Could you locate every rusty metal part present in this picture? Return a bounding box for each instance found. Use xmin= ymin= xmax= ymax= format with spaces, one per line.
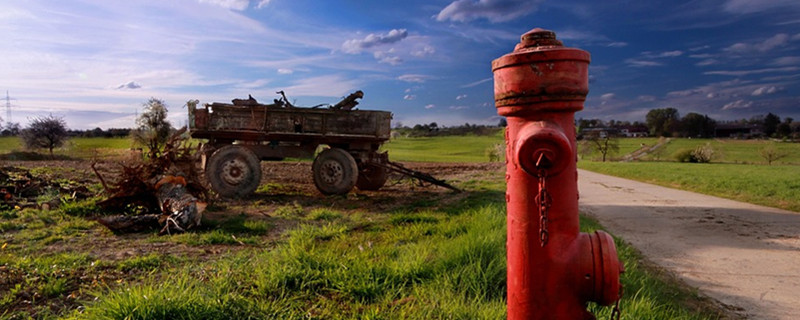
xmin=376 ymin=160 xmax=461 ymax=192
xmin=494 ymin=28 xmax=623 ymax=319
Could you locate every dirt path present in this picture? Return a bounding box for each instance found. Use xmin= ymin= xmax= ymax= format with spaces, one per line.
xmin=578 ymin=169 xmax=800 ymax=320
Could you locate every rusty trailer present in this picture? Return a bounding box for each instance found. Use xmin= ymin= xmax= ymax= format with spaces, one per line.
xmin=188 ymin=91 xmax=458 ymax=197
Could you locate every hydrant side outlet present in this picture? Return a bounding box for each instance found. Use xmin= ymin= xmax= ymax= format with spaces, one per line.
xmin=494 ymin=28 xmax=623 ymax=320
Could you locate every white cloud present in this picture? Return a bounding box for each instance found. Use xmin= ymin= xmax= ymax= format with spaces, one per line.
xmin=425 ymin=104 xmax=436 ymax=109
xmin=696 ymin=59 xmax=719 ymax=66
xmin=449 ymin=105 xmax=469 ymax=110
xmin=461 ymin=78 xmax=492 ymax=88
xmin=374 ymin=50 xmax=403 ymax=65
xmin=638 ymin=95 xmax=656 ymax=102
xmin=689 ymin=53 xmax=714 ymax=59
xmin=275 ymin=75 xmax=360 ymax=97
xmin=255 ymin=0 xmax=271 ymax=9
xmin=774 ymin=56 xmax=800 ymax=66
xmin=341 ymin=29 xmax=408 ymax=54
xmin=721 ymin=99 xmax=753 ymax=110
xmin=197 ymin=0 xmax=250 ymax=11
xmin=404 ymin=94 xmax=416 ymax=100
xmin=657 ymin=50 xmax=683 ymax=57
xmin=456 ymin=94 xmax=468 ymax=100
xmin=723 ymin=0 xmax=800 ymax=14
xmin=725 ymin=33 xmax=790 ymax=53
xmin=751 ymin=86 xmax=781 ymax=96
xmin=607 ymin=42 xmax=628 ymax=48
xmin=277 ymin=68 xmax=293 ymax=74
xmin=704 ymin=66 xmax=799 ymax=76
xmin=600 ymin=93 xmax=615 ymax=100
xmin=116 ymin=81 xmax=141 ymax=90
xmin=435 ymin=0 xmax=542 ymax=23
xmin=625 ymin=59 xmax=663 ymax=67
xmin=398 ymin=74 xmax=432 ymax=83
xmin=762 ymin=33 xmax=790 ymax=51
xmin=411 ymin=45 xmax=436 ymax=57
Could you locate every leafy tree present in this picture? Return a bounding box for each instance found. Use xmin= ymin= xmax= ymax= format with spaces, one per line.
xmin=763 ymin=112 xmax=781 ymax=137
xmin=645 ymin=108 xmax=679 ymax=137
xmin=497 ymin=117 xmax=507 ymax=127
xmin=776 ymin=117 xmax=793 ymax=139
xmin=20 ymin=115 xmax=68 ymax=158
xmin=680 ymin=112 xmax=716 ymax=138
xmin=132 ymin=98 xmax=173 ymax=158
xmin=2 ymin=122 xmax=20 ymax=136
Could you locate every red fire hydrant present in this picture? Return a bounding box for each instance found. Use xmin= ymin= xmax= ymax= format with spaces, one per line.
xmin=493 ymin=28 xmax=623 ymax=319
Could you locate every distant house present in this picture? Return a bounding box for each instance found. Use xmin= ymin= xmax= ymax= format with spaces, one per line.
xmin=618 ymin=125 xmax=649 ymax=137
xmin=579 ymin=126 xmax=647 ymax=138
xmin=714 ymin=123 xmax=762 ymax=138
xmin=579 ymin=127 xmax=616 ymax=138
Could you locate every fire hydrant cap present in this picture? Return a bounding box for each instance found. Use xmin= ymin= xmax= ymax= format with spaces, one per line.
xmin=516 ymin=28 xmax=563 ymax=51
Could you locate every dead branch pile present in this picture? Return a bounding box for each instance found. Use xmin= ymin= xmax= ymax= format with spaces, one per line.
xmin=94 ymin=128 xmax=209 ymax=234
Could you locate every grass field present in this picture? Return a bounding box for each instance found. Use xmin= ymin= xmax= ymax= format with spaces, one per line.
xmin=0 ymin=177 xmax=723 ymax=319
xmin=8 ymin=134 xmax=798 ymax=318
xmin=579 ymin=161 xmax=800 ymax=212
xmin=581 ymin=137 xmax=800 ymax=165
xmin=0 ymin=136 xmax=133 ymax=160
xmin=0 ymin=133 xmax=728 ymax=319
xmin=382 ymin=132 xmax=504 ymax=163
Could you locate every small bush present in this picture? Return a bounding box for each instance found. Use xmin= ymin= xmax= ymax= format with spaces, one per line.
xmin=692 ymin=144 xmax=715 ymax=163
xmin=674 ymin=149 xmax=695 ymax=163
xmin=674 ymin=144 xmax=716 ymax=163
xmin=485 ymin=143 xmax=505 ymax=162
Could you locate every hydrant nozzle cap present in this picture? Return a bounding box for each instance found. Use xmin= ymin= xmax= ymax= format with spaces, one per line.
xmin=516 ymin=28 xmax=563 ymax=51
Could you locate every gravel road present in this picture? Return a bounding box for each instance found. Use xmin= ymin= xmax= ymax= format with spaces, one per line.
xmin=578 ymin=169 xmax=800 ymax=320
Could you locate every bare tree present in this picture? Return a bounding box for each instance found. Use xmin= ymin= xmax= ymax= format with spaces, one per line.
xmin=132 ymin=98 xmax=173 ymax=158
xmin=580 ymin=132 xmax=619 ymax=162
xmin=760 ymin=143 xmax=788 ymax=165
xmin=20 ymin=115 xmax=68 ymax=158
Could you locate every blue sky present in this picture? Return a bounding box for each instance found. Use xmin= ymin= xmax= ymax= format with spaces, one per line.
xmin=1 ymin=0 xmax=799 ymax=130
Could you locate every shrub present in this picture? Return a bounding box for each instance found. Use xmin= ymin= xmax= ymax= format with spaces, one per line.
xmin=674 ymin=149 xmax=695 ymax=163
xmin=691 ymin=144 xmax=715 ymax=163
xmin=674 ymin=144 xmax=716 ymax=163
xmin=485 ymin=143 xmax=505 ymax=162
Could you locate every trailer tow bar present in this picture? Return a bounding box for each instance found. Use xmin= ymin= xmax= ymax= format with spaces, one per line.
xmin=375 ymin=161 xmax=462 ymax=192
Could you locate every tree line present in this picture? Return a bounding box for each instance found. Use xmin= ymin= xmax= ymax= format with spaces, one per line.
xmin=579 ymin=108 xmax=799 ymax=139
xmin=392 ymin=119 xmax=506 ymax=137
xmin=3 ymin=98 xmax=174 ymax=158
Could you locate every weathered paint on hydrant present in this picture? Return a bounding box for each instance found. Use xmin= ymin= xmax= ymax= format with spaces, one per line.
xmin=493 ymin=28 xmax=623 ymax=319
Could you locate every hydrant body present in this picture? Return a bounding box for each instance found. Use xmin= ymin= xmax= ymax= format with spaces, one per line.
xmin=493 ymin=28 xmax=623 ymax=319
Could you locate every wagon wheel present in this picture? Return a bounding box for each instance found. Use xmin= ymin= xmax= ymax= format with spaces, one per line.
xmin=206 ymin=145 xmax=262 ymax=198
xmin=312 ymin=148 xmax=358 ymax=195
xmin=356 ymin=163 xmax=388 ymax=191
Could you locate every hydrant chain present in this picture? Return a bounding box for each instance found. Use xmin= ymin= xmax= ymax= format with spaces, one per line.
xmin=535 ymin=169 xmax=551 ymax=247
xmin=611 ymin=285 xmax=623 ymax=320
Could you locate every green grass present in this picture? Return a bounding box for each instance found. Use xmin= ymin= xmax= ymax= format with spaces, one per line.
xmin=67 ymin=202 xmax=721 ymax=319
xmin=383 ymin=132 xmax=504 ymax=163
xmin=579 ymin=161 xmax=800 ymax=212
xmin=0 ymin=136 xmax=134 ymax=160
xmin=0 ymin=135 xmax=732 ymax=319
xmin=587 ymin=137 xmax=800 ymax=164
